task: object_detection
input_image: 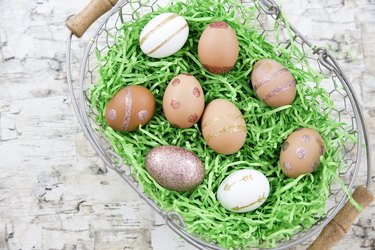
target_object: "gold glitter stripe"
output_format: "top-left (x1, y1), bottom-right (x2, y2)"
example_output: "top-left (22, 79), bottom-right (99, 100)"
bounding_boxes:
top-left (224, 174), bottom-right (253, 191)
top-left (231, 193), bottom-right (266, 211)
top-left (140, 13), bottom-right (179, 46)
top-left (253, 68), bottom-right (289, 91)
top-left (202, 114), bottom-right (242, 129)
top-left (147, 23), bottom-right (188, 56)
top-left (205, 125), bottom-right (247, 142)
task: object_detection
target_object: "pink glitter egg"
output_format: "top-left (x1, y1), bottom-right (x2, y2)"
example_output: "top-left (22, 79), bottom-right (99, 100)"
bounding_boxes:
top-left (145, 146), bottom-right (205, 192)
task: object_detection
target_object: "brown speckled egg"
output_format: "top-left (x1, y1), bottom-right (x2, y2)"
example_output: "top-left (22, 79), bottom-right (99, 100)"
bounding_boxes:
top-left (251, 59), bottom-right (296, 108)
top-left (145, 145), bottom-right (205, 192)
top-left (163, 74), bottom-right (205, 128)
top-left (280, 128), bottom-right (325, 178)
top-left (105, 86), bottom-right (155, 132)
top-left (201, 99), bottom-right (247, 155)
top-left (198, 21), bottom-right (239, 74)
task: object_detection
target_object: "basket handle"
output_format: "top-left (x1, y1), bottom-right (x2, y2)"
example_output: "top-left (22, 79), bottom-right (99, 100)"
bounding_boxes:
top-left (66, 0), bottom-right (119, 38)
top-left (308, 186), bottom-right (374, 250)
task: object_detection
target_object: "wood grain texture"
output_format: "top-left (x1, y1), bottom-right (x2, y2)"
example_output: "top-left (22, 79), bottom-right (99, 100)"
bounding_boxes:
top-left (308, 187), bottom-right (374, 250)
top-left (0, 0), bottom-right (374, 249)
top-left (66, 0), bottom-right (119, 38)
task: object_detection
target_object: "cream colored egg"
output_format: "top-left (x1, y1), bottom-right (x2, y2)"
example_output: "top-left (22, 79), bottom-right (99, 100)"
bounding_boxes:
top-left (140, 13), bottom-right (189, 58)
top-left (217, 169), bottom-right (270, 213)
top-left (163, 74), bottom-right (205, 128)
top-left (201, 99), bottom-right (247, 155)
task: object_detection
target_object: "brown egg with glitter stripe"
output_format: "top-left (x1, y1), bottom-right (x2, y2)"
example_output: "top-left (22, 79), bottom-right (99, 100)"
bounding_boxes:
top-left (163, 74), bottom-right (205, 128)
top-left (201, 99), bottom-right (247, 155)
top-left (105, 86), bottom-right (155, 132)
top-left (198, 21), bottom-right (239, 74)
top-left (145, 145), bottom-right (205, 192)
top-left (251, 59), bottom-right (296, 108)
top-left (280, 128), bottom-right (325, 178)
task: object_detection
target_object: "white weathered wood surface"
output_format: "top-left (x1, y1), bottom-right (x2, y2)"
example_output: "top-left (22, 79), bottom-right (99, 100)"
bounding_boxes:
top-left (0, 0), bottom-right (374, 249)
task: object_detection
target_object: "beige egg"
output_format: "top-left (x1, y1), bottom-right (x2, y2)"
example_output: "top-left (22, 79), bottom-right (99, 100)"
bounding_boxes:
top-left (163, 74), bottom-right (205, 128)
top-left (280, 128), bottom-right (325, 178)
top-left (251, 59), bottom-right (296, 108)
top-left (198, 21), bottom-right (239, 74)
top-left (201, 99), bottom-right (247, 155)
top-left (105, 86), bottom-right (155, 132)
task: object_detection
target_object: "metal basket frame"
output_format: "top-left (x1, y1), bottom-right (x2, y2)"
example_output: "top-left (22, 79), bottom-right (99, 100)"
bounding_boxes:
top-left (66, 0), bottom-right (372, 249)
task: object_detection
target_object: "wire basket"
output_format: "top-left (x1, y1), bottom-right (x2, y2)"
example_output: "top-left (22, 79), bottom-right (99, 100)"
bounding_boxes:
top-left (66, 0), bottom-right (372, 249)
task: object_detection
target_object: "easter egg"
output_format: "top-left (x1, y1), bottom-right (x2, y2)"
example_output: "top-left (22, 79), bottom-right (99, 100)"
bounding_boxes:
top-left (145, 146), bottom-right (205, 192)
top-left (139, 13), bottom-right (189, 58)
top-left (251, 59), bottom-right (296, 108)
top-left (105, 86), bottom-right (155, 132)
top-left (217, 169), bottom-right (270, 213)
top-left (201, 99), bottom-right (247, 155)
top-left (163, 73), bottom-right (205, 128)
top-left (198, 21), bottom-right (239, 74)
top-left (280, 128), bottom-right (325, 178)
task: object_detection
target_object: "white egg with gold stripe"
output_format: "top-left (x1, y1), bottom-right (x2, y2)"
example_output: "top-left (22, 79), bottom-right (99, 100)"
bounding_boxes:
top-left (139, 12), bottom-right (189, 58)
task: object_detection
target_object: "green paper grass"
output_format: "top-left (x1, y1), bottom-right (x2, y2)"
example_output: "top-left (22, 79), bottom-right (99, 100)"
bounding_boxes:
top-left (89, 0), bottom-right (356, 248)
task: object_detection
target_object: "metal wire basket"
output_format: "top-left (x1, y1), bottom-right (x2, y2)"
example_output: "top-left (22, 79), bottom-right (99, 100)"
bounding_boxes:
top-left (66, 0), bottom-right (373, 249)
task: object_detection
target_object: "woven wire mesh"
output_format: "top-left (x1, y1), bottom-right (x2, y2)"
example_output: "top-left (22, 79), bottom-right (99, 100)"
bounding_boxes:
top-left (66, 0), bottom-right (371, 249)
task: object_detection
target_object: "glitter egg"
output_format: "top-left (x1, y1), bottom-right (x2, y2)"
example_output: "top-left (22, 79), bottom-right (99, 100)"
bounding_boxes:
top-left (145, 146), bottom-right (205, 192)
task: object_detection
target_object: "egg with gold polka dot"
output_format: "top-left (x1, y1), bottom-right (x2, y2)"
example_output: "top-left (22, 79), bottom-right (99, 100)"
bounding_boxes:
top-left (105, 86), bottom-right (155, 132)
top-left (280, 128), bottom-right (325, 178)
top-left (163, 74), bottom-right (205, 128)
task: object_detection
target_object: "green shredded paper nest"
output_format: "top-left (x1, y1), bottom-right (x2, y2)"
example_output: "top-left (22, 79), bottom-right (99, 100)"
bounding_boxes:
top-left (89, 0), bottom-right (356, 248)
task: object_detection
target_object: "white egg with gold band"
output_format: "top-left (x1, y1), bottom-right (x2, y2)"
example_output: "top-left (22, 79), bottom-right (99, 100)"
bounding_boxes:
top-left (140, 12), bottom-right (189, 58)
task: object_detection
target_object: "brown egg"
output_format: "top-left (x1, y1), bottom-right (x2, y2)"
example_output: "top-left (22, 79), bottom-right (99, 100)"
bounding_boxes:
top-left (163, 73), bottom-right (205, 128)
top-left (198, 21), bottom-right (239, 74)
top-left (251, 59), bottom-right (296, 108)
top-left (145, 145), bottom-right (205, 192)
top-left (105, 86), bottom-right (155, 131)
top-left (201, 99), bottom-right (247, 155)
top-left (280, 128), bottom-right (325, 178)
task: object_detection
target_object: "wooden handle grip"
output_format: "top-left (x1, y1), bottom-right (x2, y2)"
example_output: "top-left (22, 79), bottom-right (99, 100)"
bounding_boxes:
top-left (308, 186), bottom-right (374, 250)
top-left (66, 0), bottom-right (119, 38)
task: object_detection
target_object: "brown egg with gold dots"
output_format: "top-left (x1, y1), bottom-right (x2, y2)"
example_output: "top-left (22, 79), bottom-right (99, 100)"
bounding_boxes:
top-left (105, 86), bottom-right (155, 132)
top-left (198, 21), bottom-right (239, 74)
top-left (251, 59), bottom-right (296, 108)
top-left (163, 73), bottom-right (205, 128)
top-left (280, 128), bottom-right (325, 178)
